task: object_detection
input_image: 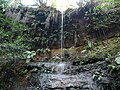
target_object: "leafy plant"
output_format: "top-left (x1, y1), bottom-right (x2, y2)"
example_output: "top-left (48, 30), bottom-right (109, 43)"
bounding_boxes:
top-left (23, 51), bottom-right (36, 63)
top-left (108, 54), bottom-right (120, 87)
top-left (115, 56), bottom-right (120, 64)
top-left (92, 71), bottom-right (103, 81)
top-left (0, 0), bottom-right (9, 11)
top-left (84, 0), bottom-right (120, 35)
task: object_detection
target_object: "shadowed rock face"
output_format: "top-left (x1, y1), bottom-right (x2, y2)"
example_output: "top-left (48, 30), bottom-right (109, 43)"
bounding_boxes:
top-left (6, 5), bottom-right (120, 49)
top-left (5, 6), bottom-right (89, 49)
top-left (23, 60), bottom-right (115, 90)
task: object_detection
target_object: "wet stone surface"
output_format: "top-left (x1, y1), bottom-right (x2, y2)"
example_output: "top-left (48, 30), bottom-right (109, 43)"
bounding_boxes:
top-left (24, 60), bottom-right (113, 90)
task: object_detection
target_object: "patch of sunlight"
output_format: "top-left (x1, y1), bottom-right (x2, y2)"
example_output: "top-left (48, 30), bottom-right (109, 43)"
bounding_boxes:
top-left (21, 0), bottom-right (89, 12)
top-left (21, 0), bottom-right (36, 6)
top-left (47, 0), bottom-right (79, 12)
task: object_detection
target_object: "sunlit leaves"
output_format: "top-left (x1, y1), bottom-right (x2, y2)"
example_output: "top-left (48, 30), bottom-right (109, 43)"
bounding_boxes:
top-left (115, 56), bottom-right (120, 64)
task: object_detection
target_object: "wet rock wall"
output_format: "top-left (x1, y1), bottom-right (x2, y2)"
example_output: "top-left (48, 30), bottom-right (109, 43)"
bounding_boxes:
top-left (6, 4), bottom-right (120, 49)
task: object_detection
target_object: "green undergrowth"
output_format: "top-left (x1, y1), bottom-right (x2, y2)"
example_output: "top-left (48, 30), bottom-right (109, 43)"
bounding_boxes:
top-left (75, 36), bottom-right (120, 88)
top-left (61, 36), bottom-right (120, 63)
top-left (84, 37), bottom-right (120, 60)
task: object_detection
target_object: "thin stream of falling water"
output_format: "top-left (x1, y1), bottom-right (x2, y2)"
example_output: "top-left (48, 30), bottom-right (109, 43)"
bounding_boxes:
top-left (60, 11), bottom-right (64, 61)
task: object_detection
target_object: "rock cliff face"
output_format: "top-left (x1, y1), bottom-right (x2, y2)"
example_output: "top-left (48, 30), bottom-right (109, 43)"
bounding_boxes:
top-left (5, 5), bottom-right (90, 49)
top-left (6, 4), bottom-right (120, 49)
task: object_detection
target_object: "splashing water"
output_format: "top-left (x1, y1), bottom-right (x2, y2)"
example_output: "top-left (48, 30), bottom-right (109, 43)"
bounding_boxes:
top-left (56, 62), bottom-right (66, 74)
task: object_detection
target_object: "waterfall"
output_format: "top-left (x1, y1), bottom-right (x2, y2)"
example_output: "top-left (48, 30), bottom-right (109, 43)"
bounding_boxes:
top-left (60, 11), bottom-right (64, 61)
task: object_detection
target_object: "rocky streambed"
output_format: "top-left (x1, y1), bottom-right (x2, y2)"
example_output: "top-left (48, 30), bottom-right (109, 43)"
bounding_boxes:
top-left (22, 59), bottom-right (115, 90)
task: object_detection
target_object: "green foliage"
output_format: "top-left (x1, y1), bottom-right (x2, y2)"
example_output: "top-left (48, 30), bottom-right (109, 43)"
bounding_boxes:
top-left (23, 51), bottom-right (36, 63)
top-left (0, 6), bottom-right (30, 70)
top-left (85, 0), bottom-right (120, 33)
top-left (115, 56), bottom-right (120, 64)
top-left (92, 71), bottom-right (103, 81)
top-left (0, 10), bottom-right (29, 49)
top-left (108, 63), bottom-right (120, 86)
top-left (0, 0), bottom-right (9, 11)
top-left (75, 37), bottom-right (120, 65)
top-left (107, 53), bottom-right (120, 87)
top-left (93, 0), bottom-right (115, 11)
